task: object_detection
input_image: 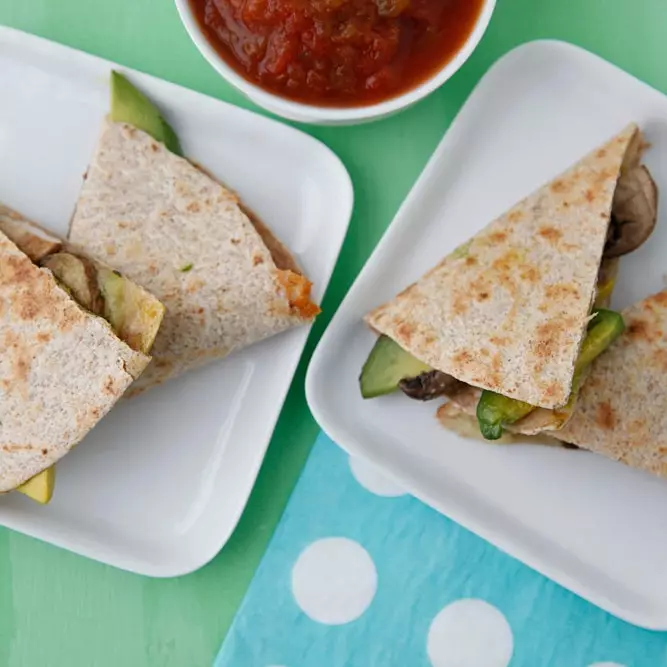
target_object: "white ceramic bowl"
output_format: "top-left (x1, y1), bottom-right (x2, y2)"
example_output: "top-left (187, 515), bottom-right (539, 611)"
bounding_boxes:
top-left (175, 0), bottom-right (497, 125)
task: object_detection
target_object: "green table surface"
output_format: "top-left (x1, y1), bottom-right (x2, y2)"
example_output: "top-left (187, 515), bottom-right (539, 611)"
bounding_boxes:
top-left (1, 1), bottom-right (667, 665)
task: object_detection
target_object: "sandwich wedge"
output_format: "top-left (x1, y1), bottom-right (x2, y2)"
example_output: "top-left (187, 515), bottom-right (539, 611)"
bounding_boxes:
top-left (552, 289), bottom-right (667, 477)
top-left (360, 124), bottom-right (658, 439)
top-left (68, 72), bottom-right (320, 394)
top-left (0, 205), bottom-right (165, 503)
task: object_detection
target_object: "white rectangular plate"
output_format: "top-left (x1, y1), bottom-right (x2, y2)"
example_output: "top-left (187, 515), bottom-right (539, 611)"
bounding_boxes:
top-left (0, 27), bottom-right (352, 576)
top-left (307, 40), bottom-right (667, 629)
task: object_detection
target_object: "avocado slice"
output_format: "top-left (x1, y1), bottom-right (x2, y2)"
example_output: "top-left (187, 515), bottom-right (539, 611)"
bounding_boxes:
top-left (360, 335), bottom-right (431, 399)
top-left (576, 308), bottom-right (625, 366)
top-left (110, 71), bottom-right (182, 155)
top-left (97, 267), bottom-right (164, 355)
top-left (476, 309), bottom-right (625, 440)
top-left (476, 393), bottom-right (535, 441)
top-left (17, 467), bottom-right (55, 505)
top-left (43, 253), bottom-right (163, 356)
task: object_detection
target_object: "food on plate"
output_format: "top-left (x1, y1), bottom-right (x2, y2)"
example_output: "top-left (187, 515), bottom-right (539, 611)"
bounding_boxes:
top-left (360, 123), bottom-right (658, 439)
top-left (0, 225), bottom-right (163, 504)
top-left (0, 205), bottom-right (62, 261)
top-left (15, 467), bottom-right (55, 505)
top-left (551, 290), bottom-right (667, 477)
top-left (110, 71), bottom-right (182, 155)
top-left (68, 73), bottom-right (320, 394)
top-left (188, 0), bottom-right (485, 106)
top-left (0, 207), bottom-right (165, 503)
top-left (42, 253), bottom-right (164, 356)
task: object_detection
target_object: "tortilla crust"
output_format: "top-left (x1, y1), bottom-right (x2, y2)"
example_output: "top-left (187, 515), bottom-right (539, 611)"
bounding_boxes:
top-left (68, 120), bottom-right (318, 393)
top-left (0, 205), bottom-right (62, 261)
top-left (0, 205), bottom-right (166, 357)
top-left (0, 231), bottom-right (148, 492)
top-left (554, 290), bottom-right (667, 477)
top-left (366, 124), bottom-right (639, 410)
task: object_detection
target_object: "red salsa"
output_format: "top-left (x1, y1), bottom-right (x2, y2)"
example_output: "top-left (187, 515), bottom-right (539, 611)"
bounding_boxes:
top-left (190, 0), bottom-right (485, 106)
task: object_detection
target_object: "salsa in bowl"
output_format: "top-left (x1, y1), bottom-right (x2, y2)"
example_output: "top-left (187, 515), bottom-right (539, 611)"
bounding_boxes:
top-left (176, 0), bottom-right (495, 123)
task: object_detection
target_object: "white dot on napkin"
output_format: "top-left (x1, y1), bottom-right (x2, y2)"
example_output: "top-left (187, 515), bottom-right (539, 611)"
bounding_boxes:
top-left (588, 663), bottom-right (627, 667)
top-left (291, 537), bottom-right (377, 625)
top-left (349, 456), bottom-right (406, 497)
top-left (427, 598), bottom-right (513, 667)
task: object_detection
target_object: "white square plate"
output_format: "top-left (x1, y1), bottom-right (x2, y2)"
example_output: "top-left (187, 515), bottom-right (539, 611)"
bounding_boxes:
top-left (307, 40), bottom-right (667, 629)
top-left (0, 27), bottom-right (352, 576)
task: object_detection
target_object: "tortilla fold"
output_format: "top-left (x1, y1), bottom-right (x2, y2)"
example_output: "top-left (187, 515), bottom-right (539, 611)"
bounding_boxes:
top-left (553, 290), bottom-right (667, 477)
top-left (0, 231), bottom-right (151, 493)
top-left (68, 119), bottom-right (319, 394)
top-left (366, 124), bottom-right (640, 415)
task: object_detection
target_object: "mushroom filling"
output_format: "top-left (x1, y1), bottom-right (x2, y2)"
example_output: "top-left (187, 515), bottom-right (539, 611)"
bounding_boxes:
top-left (604, 165), bottom-right (658, 258)
top-left (399, 371), bottom-right (464, 401)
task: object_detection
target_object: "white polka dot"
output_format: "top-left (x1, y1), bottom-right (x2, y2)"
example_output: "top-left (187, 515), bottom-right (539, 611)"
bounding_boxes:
top-left (291, 537), bottom-right (377, 625)
top-left (349, 455), bottom-right (406, 497)
top-left (427, 599), bottom-right (513, 667)
top-left (588, 663), bottom-right (627, 667)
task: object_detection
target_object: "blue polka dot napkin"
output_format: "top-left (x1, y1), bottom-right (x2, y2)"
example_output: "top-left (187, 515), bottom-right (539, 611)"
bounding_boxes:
top-left (214, 433), bottom-right (667, 667)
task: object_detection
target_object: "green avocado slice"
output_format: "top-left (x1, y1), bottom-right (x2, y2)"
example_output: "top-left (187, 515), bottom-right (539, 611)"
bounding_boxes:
top-left (476, 309), bottom-right (625, 440)
top-left (360, 335), bottom-right (431, 399)
top-left (42, 253), bottom-right (164, 356)
top-left (110, 71), bottom-right (182, 155)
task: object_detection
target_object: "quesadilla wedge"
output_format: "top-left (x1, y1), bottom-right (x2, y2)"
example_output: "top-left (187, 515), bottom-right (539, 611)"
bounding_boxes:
top-left (552, 289), bottom-right (667, 477)
top-left (68, 73), bottom-right (320, 394)
top-left (360, 124), bottom-right (658, 439)
top-left (0, 231), bottom-right (155, 499)
top-left (0, 207), bottom-right (165, 503)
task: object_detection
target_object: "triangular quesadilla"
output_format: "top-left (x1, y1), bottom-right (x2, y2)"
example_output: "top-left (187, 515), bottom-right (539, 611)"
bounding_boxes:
top-left (0, 229), bottom-right (158, 496)
top-left (0, 206), bottom-right (165, 503)
top-left (68, 77), bottom-right (320, 394)
top-left (552, 290), bottom-right (667, 477)
top-left (361, 124), bottom-right (658, 439)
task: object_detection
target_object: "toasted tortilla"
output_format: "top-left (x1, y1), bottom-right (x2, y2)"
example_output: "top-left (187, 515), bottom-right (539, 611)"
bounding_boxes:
top-left (0, 207), bottom-right (166, 356)
top-left (366, 124), bottom-right (640, 411)
top-left (553, 290), bottom-right (667, 477)
top-left (68, 119), bottom-right (319, 394)
top-left (440, 258), bottom-right (621, 435)
top-left (0, 231), bottom-right (150, 493)
top-left (0, 205), bottom-right (62, 261)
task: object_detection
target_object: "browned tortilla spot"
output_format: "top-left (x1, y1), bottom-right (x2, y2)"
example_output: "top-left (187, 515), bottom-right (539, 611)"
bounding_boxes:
top-left (538, 226), bottom-right (562, 243)
top-left (550, 179), bottom-right (567, 193)
top-left (596, 402), bottom-right (616, 430)
top-left (397, 323), bottom-right (414, 344)
top-left (545, 283), bottom-right (579, 300)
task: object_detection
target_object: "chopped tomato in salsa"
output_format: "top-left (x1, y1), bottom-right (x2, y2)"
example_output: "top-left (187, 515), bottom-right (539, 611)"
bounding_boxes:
top-left (190, 0), bottom-right (484, 106)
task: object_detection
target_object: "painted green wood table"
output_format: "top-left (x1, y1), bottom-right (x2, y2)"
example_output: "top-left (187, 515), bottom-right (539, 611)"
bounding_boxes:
top-left (1, 1), bottom-right (667, 665)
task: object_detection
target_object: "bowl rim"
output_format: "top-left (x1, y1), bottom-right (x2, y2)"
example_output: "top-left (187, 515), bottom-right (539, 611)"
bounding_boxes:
top-left (174, 0), bottom-right (497, 123)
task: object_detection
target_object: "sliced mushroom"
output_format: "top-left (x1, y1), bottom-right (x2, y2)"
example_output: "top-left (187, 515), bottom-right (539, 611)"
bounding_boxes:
top-left (604, 165), bottom-right (658, 258)
top-left (399, 370), bottom-right (464, 401)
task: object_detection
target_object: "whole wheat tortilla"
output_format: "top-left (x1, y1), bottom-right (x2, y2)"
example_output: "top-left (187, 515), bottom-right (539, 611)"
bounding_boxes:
top-left (0, 205), bottom-right (62, 261)
top-left (553, 290), bottom-right (667, 477)
top-left (0, 206), bottom-right (166, 356)
top-left (438, 258), bottom-right (621, 435)
top-left (366, 124), bottom-right (640, 410)
top-left (0, 231), bottom-right (150, 492)
top-left (68, 119), bottom-right (318, 394)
